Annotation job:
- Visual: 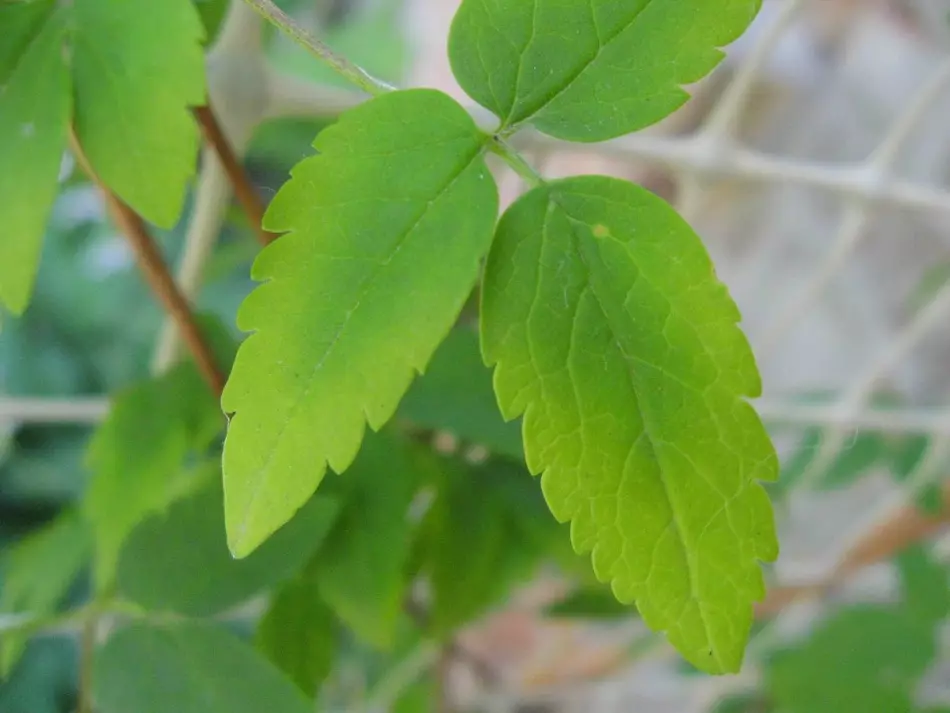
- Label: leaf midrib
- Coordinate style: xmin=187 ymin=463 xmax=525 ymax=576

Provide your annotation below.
xmin=551 ymin=193 xmax=723 ymax=670
xmin=502 ymin=0 xmax=655 ymax=131
xmin=232 ymin=141 xmax=488 ymax=544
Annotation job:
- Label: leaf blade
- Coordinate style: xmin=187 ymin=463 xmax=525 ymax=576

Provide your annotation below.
xmin=222 ymin=89 xmax=498 ymax=557
xmin=72 ymin=0 xmax=206 ymax=226
xmin=94 ymin=622 xmax=311 ymax=713
xmin=481 ymin=176 xmax=777 ymax=673
xmin=448 ymin=0 xmax=761 ymax=142
xmin=0 ymin=7 xmax=70 ymax=314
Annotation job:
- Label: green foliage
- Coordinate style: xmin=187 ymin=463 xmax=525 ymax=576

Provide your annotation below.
xmin=400 ymin=326 xmax=523 ymax=459
xmin=448 ymin=0 xmax=761 ymax=141
xmin=0 ymin=0 xmax=800 ymax=706
xmin=480 ymin=175 xmax=777 ymax=673
xmin=255 ymin=575 xmax=336 ymax=696
xmin=544 ymin=587 xmax=633 ymax=620
xmin=307 ymin=434 xmax=424 ymax=648
xmin=766 ymin=546 xmax=950 ymax=713
xmin=424 ymin=458 xmax=551 ymax=632
xmin=116 ymin=476 xmax=340 ymax=617
xmin=93 ymin=622 xmax=311 ymax=713
xmin=82 ymin=360 xmax=223 ymax=591
xmin=221 ymin=89 xmax=498 ymax=557
xmin=0 ymin=0 xmax=206 ymax=314
xmin=0 ymin=4 xmax=69 ymax=315
xmin=0 ymin=511 xmax=91 ymax=676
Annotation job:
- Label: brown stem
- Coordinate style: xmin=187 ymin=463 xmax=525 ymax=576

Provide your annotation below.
xmin=193 ymin=105 xmax=278 ymax=247
xmin=69 ymin=131 xmax=227 ymax=395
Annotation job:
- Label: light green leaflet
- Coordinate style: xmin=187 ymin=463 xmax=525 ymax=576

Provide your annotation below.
xmin=0 ymin=6 xmax=69 ymax=315
xmin=449 ymin=0 xmax=761 ymax=142
xmin=84 ymin=362 xmax=222 ymax=591
xmin=481 ymin=176 xmax=778 ymax=673
xmin=0 ymin=510 xmax=92 ymax=677
xmin=0 ymin=0 xmax=205 ymax=313
xmin=222 ymin=89 xmax=498 ymax=557
xmin=94 ymin=622 xmax=311 ymax=713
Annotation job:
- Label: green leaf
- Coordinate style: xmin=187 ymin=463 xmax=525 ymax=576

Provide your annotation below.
xmin=83 ymin=361 xmax=223 ymax=591
xmin=117 ymin=476 xmax=340 ymax=617
xmin=426 ymin=459 xmax=548 ymax=631
xmin=448 ymin=0 xmax=761 ymax=142
xmin=222 ymin=88 xmax=498 ymax=557
xmin=766 ymin=607 xmax=935 ymax=713
xmin=0 ymin=6 xmax=69 ymax=314
xmin=897 ymin=545 xmax=950 ymax=627
xmin=71 ymin=0 xmax=206 ymax=226
xmin=544 ymin=587 xmax=633 ymax=620
xmin=193 ymin=0 xmax=230 ymax=43
xmin=256 ymin=575 xmax=336 ymax=697
xmin=400 ymin=326 xmax=523 ymax=459
xmin=94 ymin=621 xmax=311 ymax=713
xmin=481 ymin=175 xmax=778 ymax=674
xmin=0 ymin=0 xmax=206 ymax=311
xmin=309 ymin=433 xmax=422 ymax=648
xmin=0 ymin=511 xmax=91 ymax=677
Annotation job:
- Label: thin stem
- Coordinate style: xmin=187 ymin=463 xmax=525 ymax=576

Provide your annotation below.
xmin=78 ymin=617 xmax=97 ymax=713
xmin=355 ymin=641 xmax=440 ymax=713
xmin=193 ymin=104 xmax=277 ymax=246
xmin=489 ymin=137 xmax=544 ymax=188
xmin=68 ymin=131 xmax=227 ymax=396
xmin=241 ymin=0 xmax=394 ymax=97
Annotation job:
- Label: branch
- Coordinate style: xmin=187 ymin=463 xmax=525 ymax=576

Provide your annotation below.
xmin=241 ymin=0 xmax=394 ymax=97
xmin=68 ymin=132 xmax=226 ymax=395
xmin=193 ymin=104 xmax=277 ymax=247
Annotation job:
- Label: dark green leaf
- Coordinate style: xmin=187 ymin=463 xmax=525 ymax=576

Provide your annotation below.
xmin=766 ymin=607 xmax=935 ymax=713
xmin=221 ymin=89 xmax=498 ymax=557
xmin=426 ymin=459 xmax=546 ymax=631
xmin=94 ymin=621 xmax=311 ymax=713
xmin=544 ymin=587 xmax=633 ymax=620
xmin=256 ymin=575 xmax=336 ymax=697
xmin=117 ymin=476 xmax=340 ymax=617
xmin=481 ymin=175 xmax=777 ymax=673
xmin=400 ymin=326 xmax=523 ymax=459
xmin=0 ymin=511 xmax=91 ymax=676
xmin=309 ymin=434 xmax=422 ymax=648
xmin=897 ymin=545 xmax=950 ymax=627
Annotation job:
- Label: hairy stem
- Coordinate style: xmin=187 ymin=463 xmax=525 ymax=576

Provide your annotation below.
xmin=194 ymin=105 xmax=277 ymax=246
xmin=241 ymin=0 xmax=394 ymax=96
xmin=69 ymin=132 xmax=227 ymax=395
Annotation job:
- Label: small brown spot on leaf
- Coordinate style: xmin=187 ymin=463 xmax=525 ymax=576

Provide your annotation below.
xmin=592 ymin=224 xmax=610 ymax=239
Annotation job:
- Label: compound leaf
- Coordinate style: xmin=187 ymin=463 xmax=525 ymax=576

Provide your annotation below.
xmin=0 ymin=510 xmax=92 ymax=677
xmin=222 ymin=89 xmax=498 ymax=557
xmin=481 ymin=176 xmax=777 ymax=673
xmin=309 ymin=434 xmax=422 ymax=648
xmin=0 ymin=5 xmax=69 ymax=314
xmin=117 ymin=476 xmax=340 ymax=617
xmin=449 ymin=0 xmax=761 ymax=142
xmin=256 ymin=575 xmax=336 ymax=696
xmin=94 ymin=622 xmax=310 ymax=713
xmin=71 ymin=0 xmax=206 ymax=226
